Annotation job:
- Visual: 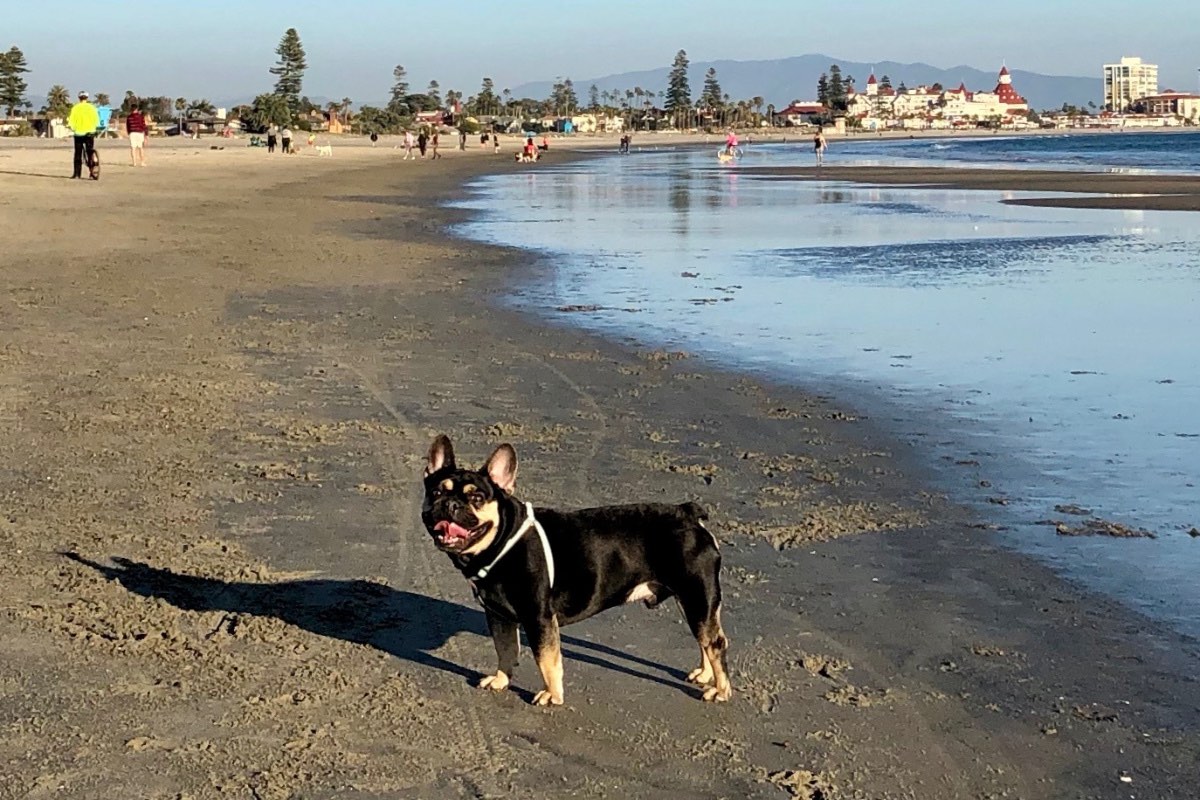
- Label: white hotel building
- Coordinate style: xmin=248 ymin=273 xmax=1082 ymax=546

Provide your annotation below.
xmin=1103 ymin=57 xmax=1158 ymax=112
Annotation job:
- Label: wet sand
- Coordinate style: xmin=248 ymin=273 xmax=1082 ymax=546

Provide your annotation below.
xmin=2 ymin=139 xmax=1199 ymax=799
xmin=739 ymin=165 xmax=1200 ymax=210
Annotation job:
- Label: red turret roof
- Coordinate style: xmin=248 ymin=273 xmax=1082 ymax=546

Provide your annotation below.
xmin=992 ymin=65 xmax=1025 ymax=104
xmin=867 ymin=73 xmax=877 ymax=85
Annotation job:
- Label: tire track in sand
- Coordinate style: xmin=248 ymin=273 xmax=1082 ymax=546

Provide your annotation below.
xmin=330 ymin=350 xmax=510 ymax=789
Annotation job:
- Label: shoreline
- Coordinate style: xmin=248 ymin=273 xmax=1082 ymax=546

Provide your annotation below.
xmin=737 ymin=164 xmax=1200 ymax=211
xmin=455 ymin=149 xmax=1200 ymax=634
xmin=2 ymin=143 xmax=1199 ymax=797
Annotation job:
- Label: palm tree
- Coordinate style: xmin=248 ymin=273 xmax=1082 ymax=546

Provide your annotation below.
xmin=44 ymin=85 xmax=71 ymax=119
xmin=174 ymin=96 xmax=187 ymax=128
xmin=340 ymin=97 xmax=353 ymax=122
xmin=502 ymin=88 xmax=512 ymax=114
xmin=187 ymin=98 xmax=216 ymax=116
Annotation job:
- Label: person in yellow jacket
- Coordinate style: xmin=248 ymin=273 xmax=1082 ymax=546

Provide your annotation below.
xmin=68 ymin=91 xmax=100 ymax=179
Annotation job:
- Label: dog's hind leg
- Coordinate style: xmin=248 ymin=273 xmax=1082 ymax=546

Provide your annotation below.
xmin=679 ymin=561 xmax=732 ymax=702
xmin=699 ymin=604 xmax=732 ymax=702
xmin=527 ymin=615 xmax=565 ymax=706
xmin=480 ymin=610 xmax=519 ymax=692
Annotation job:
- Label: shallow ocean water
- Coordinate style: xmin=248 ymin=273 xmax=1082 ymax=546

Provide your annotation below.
xmin=831 ymin=129 xmax=1200 ymax=172
xmin=452 ymin=142 xmax=1200 ymax=637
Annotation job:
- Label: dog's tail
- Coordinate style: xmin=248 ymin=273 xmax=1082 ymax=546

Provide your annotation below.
xmin=680 ymin=501 xmax=709 ymax=522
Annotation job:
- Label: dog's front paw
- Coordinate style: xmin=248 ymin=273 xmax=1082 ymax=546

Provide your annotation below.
xmin=478 ymin=671 xmax=510 ymax=692
xmin=688 ymin=665 xmax=714 ymax=685
xmin=532 ymin=689 xmax=564 ymax=707
xmin=702 ymin=684 xmax=732 ymax=703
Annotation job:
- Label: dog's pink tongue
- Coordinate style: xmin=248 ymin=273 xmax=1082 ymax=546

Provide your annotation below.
xmin=435 ymin=520 xmax=473 ymax=540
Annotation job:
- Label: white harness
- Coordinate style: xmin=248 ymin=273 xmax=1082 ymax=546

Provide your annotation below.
xmin=470 ymin=502 xmax=555 ymax=588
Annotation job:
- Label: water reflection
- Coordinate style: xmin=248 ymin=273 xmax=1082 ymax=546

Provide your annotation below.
xmin=453 ymin=147 xmax=1200 ymax=637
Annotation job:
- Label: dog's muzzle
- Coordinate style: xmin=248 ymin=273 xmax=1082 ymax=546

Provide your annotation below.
xmin=431 ymin=519 xmax=492 ymax=551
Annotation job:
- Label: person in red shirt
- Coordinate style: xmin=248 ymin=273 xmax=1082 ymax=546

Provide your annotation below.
xmin=126 ymin=102 xmax=148 ymax=167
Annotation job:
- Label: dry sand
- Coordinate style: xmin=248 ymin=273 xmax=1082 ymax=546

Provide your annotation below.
xmin=2 ymin=136 xmax=1199 ymax=799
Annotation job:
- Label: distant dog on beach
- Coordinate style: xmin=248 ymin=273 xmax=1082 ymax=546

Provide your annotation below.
xmin=316 ymin=144 xmax=333 ymax=157
xmin=420 ymin=434 xmax=731 ymax=706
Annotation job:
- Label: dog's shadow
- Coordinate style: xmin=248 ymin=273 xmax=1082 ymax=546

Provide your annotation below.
xmin=63 ymin=553 xmax=690 ymax=698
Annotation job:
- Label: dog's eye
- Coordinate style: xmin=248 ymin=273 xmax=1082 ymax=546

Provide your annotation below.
xmin=468 ymin=492 xmax=485 ymax=506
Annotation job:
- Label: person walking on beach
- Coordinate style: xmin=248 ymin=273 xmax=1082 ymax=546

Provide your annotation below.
xmin=492 ymin=133 xmax=501 ymax=155
xmin=459 ymin=129 xmax=467 ymax=151
xmin=280 ymin=126 xmax=292 ymax=154
xmin=403 ymin=129 xmax=415 ymax=160
xmin=417 ymin=129 xmax=428 ymax=158
xmin=814 ymin=128 xmax=828 ymax=166
xmin=68 ymin=91 xmax=100 ymax=179
xmin=430 ymin=131 xmax=441 ymax=159
xmin=125 ymin=101 xmax=148 ymax=167
xmin=267 ymin=124 xmax=278 ymax=153
xmin=370 ymin=131 xmax=379 ymax=146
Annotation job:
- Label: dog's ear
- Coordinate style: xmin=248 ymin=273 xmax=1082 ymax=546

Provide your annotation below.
xmin=426 ymin=435 xmax=455 ymax=476
xmin=483 ymin=444 xmax=518 ymax=494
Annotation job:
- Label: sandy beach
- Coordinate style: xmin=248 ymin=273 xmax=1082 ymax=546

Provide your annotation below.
xmin=2 ymin=136 xmax=1199 ymax=799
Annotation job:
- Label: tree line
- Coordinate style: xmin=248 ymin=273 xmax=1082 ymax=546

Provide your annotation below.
xmin=4 ymin=36 xmax=897 ymax=138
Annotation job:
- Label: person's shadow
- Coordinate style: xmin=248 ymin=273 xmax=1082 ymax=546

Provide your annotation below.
xmin=0 ymin=169 xmax=74 ymax=180
xmin=63 ymin=553 xmax=690 ymax=698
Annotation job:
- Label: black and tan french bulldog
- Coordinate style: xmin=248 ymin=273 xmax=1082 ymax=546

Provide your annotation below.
xmin=421 ymin=434 xmax=731 ymax=706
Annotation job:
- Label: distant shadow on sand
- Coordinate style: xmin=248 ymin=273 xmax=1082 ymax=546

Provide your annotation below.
xmin=64 ymin=553 xmax=689 ymax=695
xmin=0 ymin=169 xmax=74 ymax=180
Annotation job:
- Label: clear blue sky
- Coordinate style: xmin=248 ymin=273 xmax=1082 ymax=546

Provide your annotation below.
xmin=7 ymin=0 xmax=1199 ymax=104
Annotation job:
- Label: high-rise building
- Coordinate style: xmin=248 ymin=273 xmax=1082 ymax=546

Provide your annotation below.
xmin=1103 ymin=57 xmax=1159 ymax=111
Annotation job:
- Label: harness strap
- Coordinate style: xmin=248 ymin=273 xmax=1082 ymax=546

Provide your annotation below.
xmin=471 ymin=502 xmax=554 ymax=588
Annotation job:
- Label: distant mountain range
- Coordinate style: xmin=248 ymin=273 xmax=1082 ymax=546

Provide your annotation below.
xmin=20 ymin=55 xmax=1099 ymax=117
xmin=513 ymin=54 xmax=1101 ymax=111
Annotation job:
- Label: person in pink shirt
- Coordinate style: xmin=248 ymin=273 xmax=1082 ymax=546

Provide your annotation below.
xmin=724 ymin=129 xmax=739 ymax=157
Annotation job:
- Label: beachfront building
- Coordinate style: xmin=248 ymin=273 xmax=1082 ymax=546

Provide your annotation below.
xmin=569 ymin=113 xmax=625 ymax=133
xmin=1137 ymin=92 xmax=1200 ymax=122
xmin=892 ymin=87 xmax=940 ymax=119
xmin=848 ymin=73 xmax=897 ymax=119
xmin=963 ymin=67 xmax=1030 ymax=121
xmin=846 ymin=66 xmax=1029 ymax=129
xmin=1103 ymin=57 xmax=1158 ymax=112
xmin=414 ymin=110 xmax=445 ymax=129
xmin=776 ymin=101 xmax=826 ymax=126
